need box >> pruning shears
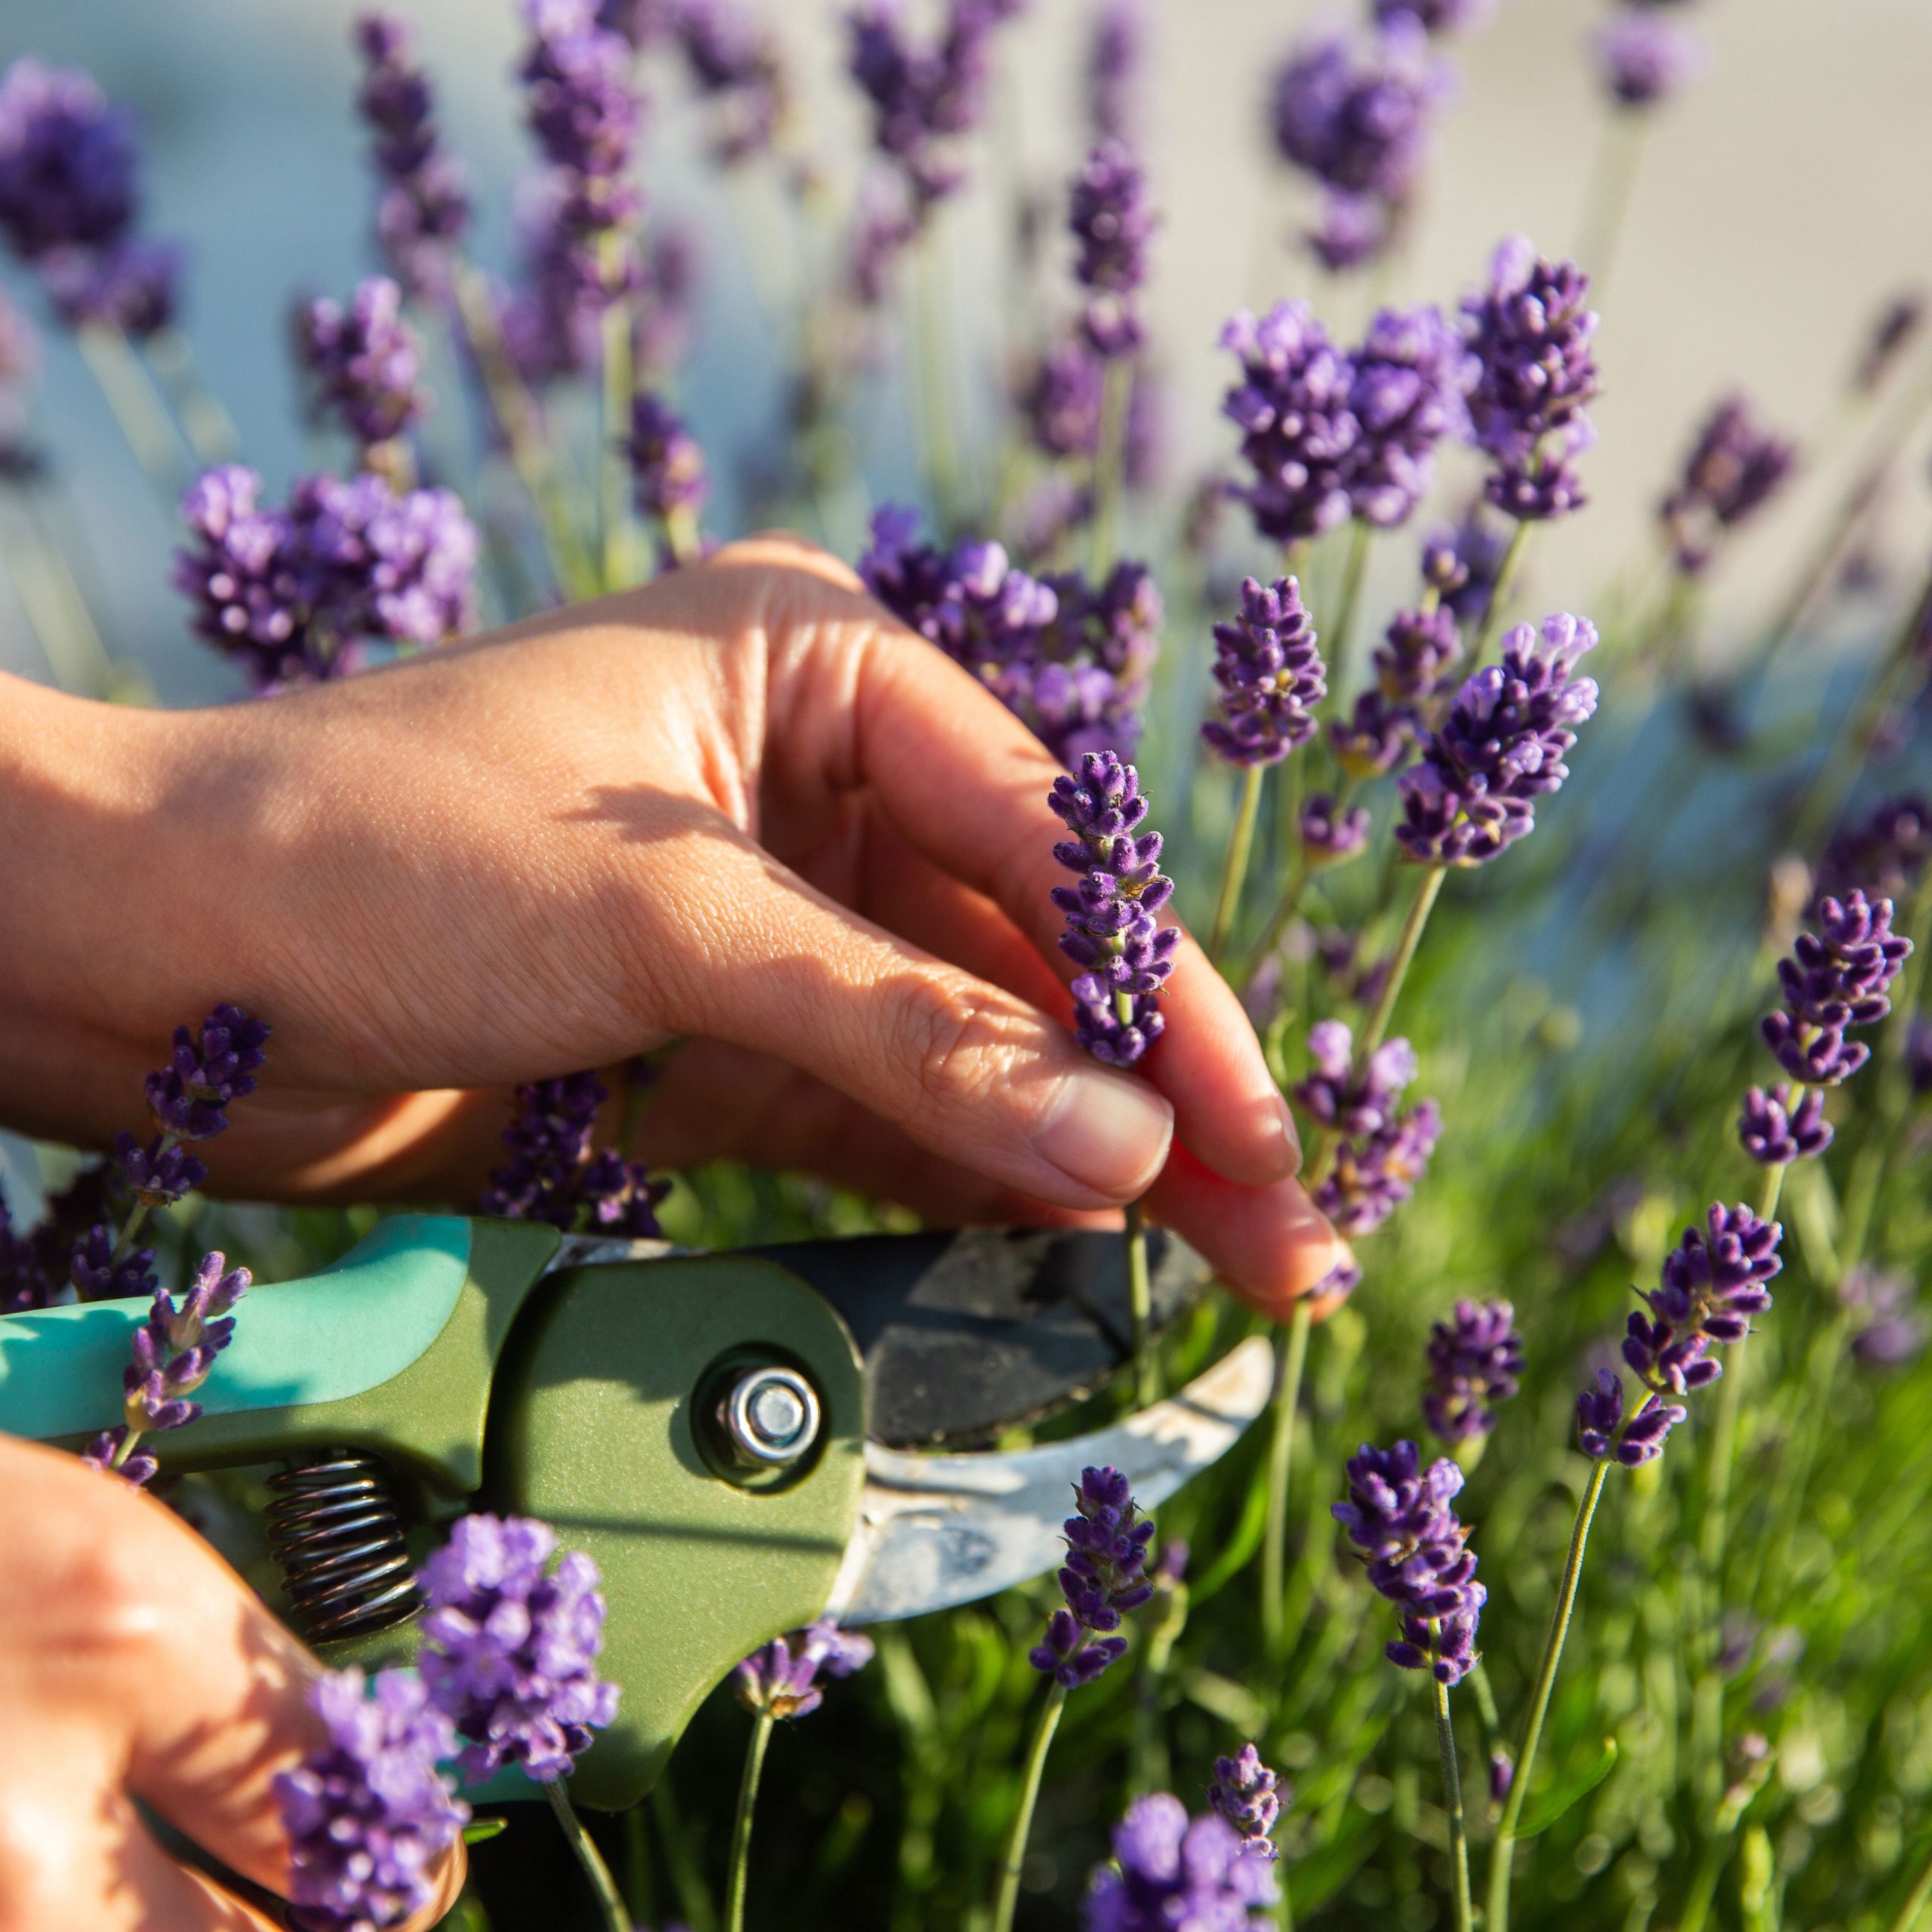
[0,1216,1272,1807]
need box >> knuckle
[903,975,1035,1117]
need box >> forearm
[0,672,221,1148]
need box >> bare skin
[0,535,1349,1921]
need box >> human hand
[0,1435,463,1930]
[0,537,1348,1315]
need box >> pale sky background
[1,0,1929,699]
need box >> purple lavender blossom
[1294,1020,1439,1235]
[1048,755,1177,1066]
[1423,1298,1524,1443]
[1490,1749,1515,1804]
[735,1619,875,1721]
[1738,1082,1832,1166]
[297,278,426,448]
[1208,1743,1283,1858]
[1220,303,1359,543]
[1375,0,1493,32]
[1837,1264,1926,1370]
[626,392,708,523]
[673,0,785,165]
[1348,304,1474,527]
[1817,795,1930,907]
[40,236,177,338]
[82,1251,251,1486]
[1460,238,1600,521]
[1593,12,1706,109]
[0,59,138,261]
[417,1512,620,1782]
[635,224,699,377]
[1376,603,1463,704]
[1269,20,1445,221]
[481,1069,669,1236]
[1577,1370,1689,1464]
[1084,1793,1277,1930]
[1029,1465,1155,1687]
[1300,793,1371,864]
[1425,507,1512,627]
[1619,1204,1783,1409]
[355,13,471,299]
[1333,1438,1485,1683]
[1069,139,1155,358]
[1201,575,1326,767]
[1330,691,1414,779]
[145,1003,271,1140]
[275,1666,467,1930]
[1307,190,1389,272]
[1659,395,1798,576]
[1761,891,1913,1087]
[846,171,921,308]
[1022,337,1105,460]
[174,466,478,690]
[1087,0,1145,143]
[1395,612,1600,866]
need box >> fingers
[811,607,1301,1186]
[650,821,1174,1209]
[1144,1143,1354,1321]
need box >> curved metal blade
[824,1335,1275,1626]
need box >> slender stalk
[663,504,703,569]
[650,1774,721,1932]
[1432,1670,1475,1932]
[913,226,961,534]
[1241,849,1314,995]
[1260,1300,1315,1653]
[77,325,188,506]
[992,1680,1068,1932]
[724,1710,776,1932]
[1123,1197,1158,1407]
[1472,520,1532,665]
[1574,109,1647,294]
[1486,1460,1613,1932]
[546,1777,632,1932]
[1210,764,1267,966]
[1091,357,1133,580]
[1,494,118,697]
[142,328,242,463]
[598,245,635,592]
[449,263,598,600]
[1358,865,1447,1064]
[1886,1831,1932,1932]
[1327,521,1373,669]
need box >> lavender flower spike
[484,1069,669,1238]
[1029,1464,1155,1687]
[1761,891,1912,1086]
[1048,753,1177,1066]
[1423,1298,1524,1444]
[1593,12,1706,110]
[1084,1793,1277,1930]
[1069,139,1155,358]
[736,1619,875,1721]
[1293,1020,1440,1235]
[1200,575,1326,767]
[417,1512,620,1782]
[355,13,470,297]
[1738,1081,1832,1166]
[1576,1367,1685,1466]
[1659,394,1797,576]
[275,1667,467,1931]
[1220,302,1359,543]
[0,58,137,262]
[1395,611,1600,866]
[626,392,708,524]
[297,277,426,449]
[1348,303,1475,528]
[1208,1743,1284,1858]
[1460,237,1599,521]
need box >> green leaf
[1518,1739,1619,1838]
[462,1816,511,1845]
[1189,1470,1272,1606]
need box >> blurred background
[2,0,1930,701]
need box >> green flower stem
[598,244,635,592]
[1574,107,1647,298]
[77,323,188,506]
[650,1774,721,1932]
[1886,1830,1932,1932]
[724,1709,777,1932]
[1242,775,1363,993]
[142,327,242,464]
[1471,520,1532,666]
[1432,1666,1474,1932]
[664,504,703,569]
[1124,1196,1158,1407]
[1091,357,1134,580]
[1210,763,1267,966]
[1486,1459,1612,1932]
[913,226,962,534]
[451,263,598,601]
[0,493,119,697]
[1330,521,1372,675]
[1358,863,1447,1065]
[546,1776,632,1932]
[1260,1299,1315,1654]
[992,1678,1069,1932]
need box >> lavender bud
[736,1617,875,1721]
[481,1069,669,1237]
[0,59,138,262]
[1030,1464,1156,1686]
[1348,303,1475,528]
[1298,793,1371,866]
[1489,1749,1514,1804]
[1737,1082,1832,1165]
[355,11,471,297]
[1593,12,1706,109]
[1068,139,1155,359]
[1857,290,1926,394]
[1208,1743,1284,1856]
[1762,891,1912,1086]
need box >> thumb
[654,824,1175,1208]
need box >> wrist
[0,674,230,1146]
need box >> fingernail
[1032,1069,1174,1201]
[1274,1091,1302,1174]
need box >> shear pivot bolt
[719,1366,821,1469]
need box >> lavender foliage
[418,1512,621,1782]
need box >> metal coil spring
[266,1449,421,1642]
